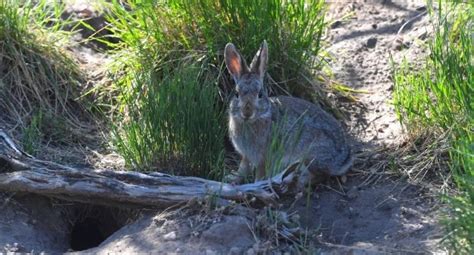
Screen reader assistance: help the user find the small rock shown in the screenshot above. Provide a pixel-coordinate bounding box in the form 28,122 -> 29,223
163,231 -> 177,241
392,38 -> 405,50
369,10 -> 380,15
346,187 -> 359,200
246,248 -> 256,255
366,37 -> 377,48
340,175 -> 348,183
331,20 -> 342,29
417,30 -> 428,40
200,216 -> 254,247
229,247 -> 243,255
401,207 -> 419,219
206,249 -> 217,255
378,197 -> 398,211
416,6 -> 427,12
3,243 -> 26,253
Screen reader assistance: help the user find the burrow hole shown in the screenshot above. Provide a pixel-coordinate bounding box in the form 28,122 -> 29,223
69,204 -> 137,251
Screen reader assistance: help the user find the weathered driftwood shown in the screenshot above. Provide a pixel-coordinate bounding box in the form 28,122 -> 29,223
0,130 -> 300,208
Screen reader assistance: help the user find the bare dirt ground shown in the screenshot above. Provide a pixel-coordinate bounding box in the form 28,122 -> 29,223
1,0 -> 449,254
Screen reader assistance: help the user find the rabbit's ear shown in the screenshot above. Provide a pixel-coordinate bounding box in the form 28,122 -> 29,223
250,40 -> 268,80
225,43 -> 248,81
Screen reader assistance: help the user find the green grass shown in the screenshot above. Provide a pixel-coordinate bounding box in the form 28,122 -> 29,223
266,113 -> 306,179
112,62 -> 226,177
103,0 -> 326,98
393,1 -> 473,253
177,0 -> 327,99
22,111 -> 43,155
0,0 -> 88,141
102,0 -> 328,178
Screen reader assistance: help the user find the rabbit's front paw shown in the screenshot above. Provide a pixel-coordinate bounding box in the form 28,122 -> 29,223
223,172 -> 246,185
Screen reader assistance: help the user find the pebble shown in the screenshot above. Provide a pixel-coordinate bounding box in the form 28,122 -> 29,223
229,247 -> 243,255
206,249 -> 217,255
346,187 -> 359,200
393,38 -> 405,51
163,231 -> 177,241
416,6 -> 427,12
366,37 -> 377,48
378,197 -> 398,211
331,20 -> 342,29
246,248 -> 256,255
417,30 -> 428,40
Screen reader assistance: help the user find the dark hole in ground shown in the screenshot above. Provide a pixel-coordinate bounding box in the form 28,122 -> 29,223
70,217 -> 105,250
69,205 -> 136,251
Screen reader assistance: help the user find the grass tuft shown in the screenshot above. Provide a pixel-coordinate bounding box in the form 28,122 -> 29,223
177,0 -> 327,99
393,1 -> 473,252
0,0 -> 88,129
112,62 -> 226,178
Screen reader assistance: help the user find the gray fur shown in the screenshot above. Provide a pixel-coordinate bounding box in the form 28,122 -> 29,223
224,41 -> 352,183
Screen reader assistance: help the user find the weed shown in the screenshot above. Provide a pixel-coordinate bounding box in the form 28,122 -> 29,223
20,109 -> 79,156
22,111 -> 43,155
251,206 -> 316,253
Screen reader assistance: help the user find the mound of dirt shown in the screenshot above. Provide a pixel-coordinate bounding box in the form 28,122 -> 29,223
75,212 -> 255,254
0,194 -> 69,253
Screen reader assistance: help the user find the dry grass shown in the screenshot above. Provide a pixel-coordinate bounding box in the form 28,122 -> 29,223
0,0 -> 89,126
352,132 -> 451,189
0,0 -> 101,162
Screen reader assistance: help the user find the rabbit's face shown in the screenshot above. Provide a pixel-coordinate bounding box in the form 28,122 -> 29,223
230,73 -> 270,121
225,41 -> 270,122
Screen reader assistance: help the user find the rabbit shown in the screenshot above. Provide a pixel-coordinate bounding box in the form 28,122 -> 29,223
224,41 -> 352,187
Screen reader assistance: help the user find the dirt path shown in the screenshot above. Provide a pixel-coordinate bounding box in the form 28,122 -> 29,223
1,1 -> 447,254
327,0 -> 431,144
313,0 -> 444,253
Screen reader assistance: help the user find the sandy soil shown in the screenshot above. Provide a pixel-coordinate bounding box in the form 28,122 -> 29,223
1,0 -> 448,254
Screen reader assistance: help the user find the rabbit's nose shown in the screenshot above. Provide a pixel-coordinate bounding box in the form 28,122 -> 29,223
242,103 -> 253,119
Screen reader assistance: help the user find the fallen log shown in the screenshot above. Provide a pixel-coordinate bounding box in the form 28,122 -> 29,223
0,130 -> 300,208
